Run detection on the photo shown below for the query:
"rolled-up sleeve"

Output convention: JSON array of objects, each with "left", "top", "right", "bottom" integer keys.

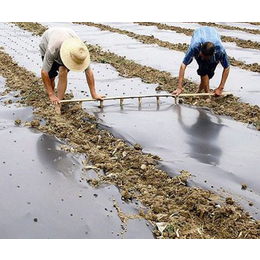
[{"left": 183, "top": 46, "right": 194, "bottom": 66}]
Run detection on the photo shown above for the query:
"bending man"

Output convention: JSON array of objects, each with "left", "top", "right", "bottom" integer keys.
[
  {"left": 39, "top": 27, "right": 103, "bottom": 112},
  {"left": 173, "top": 26, "right": 230, "bottom": 97}
]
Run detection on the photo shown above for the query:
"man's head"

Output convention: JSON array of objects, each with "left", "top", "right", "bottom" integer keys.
[
  {"left": 60, "top": 38, "right": 90, "bottom": 72},
  {"left": 200, "top": 42, "right": 215, "bottom": 60}
]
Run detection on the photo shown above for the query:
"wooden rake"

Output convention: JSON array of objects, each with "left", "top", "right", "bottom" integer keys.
[{"left": 60, "top": 92, "right": 233, "bottom": 109}]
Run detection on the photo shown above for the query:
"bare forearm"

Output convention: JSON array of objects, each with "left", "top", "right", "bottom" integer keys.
[
  {"left": 178, "top": 63, "right": 186, "bottom": 89},
  {"left": 173, "top": 63, "right": 187, "bottom": 96},
  {"left": 41, "top": 70, "right": 54, "bottom": 96},
  {"left": 41, "top": 69, "right": 60, "bottom": 105},
  {"left": 219, "top": 67, "right": 230, "bottom": 89},
  {"left": 85, "top": 67, "right": 97, "bottom": 97},
  {"left": 213, "top": 67, "right": 230, "bottom": 96}
]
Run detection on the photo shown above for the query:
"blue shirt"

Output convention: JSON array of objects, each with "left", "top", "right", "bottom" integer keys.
[{"left": 183, "top": 27, "right": 230, "bottom": 69}]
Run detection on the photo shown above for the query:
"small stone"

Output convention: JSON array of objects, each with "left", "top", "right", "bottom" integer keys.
[
  {"left": 141, "top": 164, "right": 147, "bottom": 171},
  {"left": 14, "top": 119, "right": 22, "bottom": 126},
  {"left": 121, "top": 190, "right": 131, "bottom": 200},
  {"left": 241, "top": 183, "right": 247, "bottom": 190},
  {"left": 226, "top": 197, "right": 234, "bottom": 205},
  {"left": 30, "top": 119, "right": 40, "bottom": 128},
  {"left": 134, "top": 143, "right": 142, "bottom": 150}
]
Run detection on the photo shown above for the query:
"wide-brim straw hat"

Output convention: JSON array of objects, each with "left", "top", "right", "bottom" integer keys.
[{"left": 60, "top": 38, "right": 90, "bottom": 72}]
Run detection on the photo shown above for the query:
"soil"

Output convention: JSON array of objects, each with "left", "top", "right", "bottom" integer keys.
[
  {"left": 11, "top": 22, "right": 46, "bottom": 36},
  {"left": 2, "top": 22, "right": 260, "bottom": 238},
  {"left": 249, "top": 22, "right": 260, "bottom": 26}
]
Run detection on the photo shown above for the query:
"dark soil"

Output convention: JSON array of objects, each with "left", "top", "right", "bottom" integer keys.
[
  {"left": 2, "top": 22, "right": 260, "bottom": 239},
  {"left": 249, "top": 22, "right": 260, "bottom": 26},
  {"left": 11, "top": 22, "right": 46, "bottom": 36}
]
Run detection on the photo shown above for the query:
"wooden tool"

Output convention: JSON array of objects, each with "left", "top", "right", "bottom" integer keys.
[{"left": 60, "top": 92, "right": 233, "bottom": 108}]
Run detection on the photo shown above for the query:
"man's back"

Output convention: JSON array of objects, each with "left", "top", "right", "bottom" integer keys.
[
  {"left": 190, "top": 26, "right": 222, "bottom": 48},
  {"left": 39, "top": 27, "right": 79, "bottom": 72},
  {"left": 39, "top": 27, "right": 79, "bottom": 56}
]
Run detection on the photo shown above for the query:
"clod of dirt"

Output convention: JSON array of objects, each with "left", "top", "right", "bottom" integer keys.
[
  {"left": 4, "top": 99, "right": 12, "bottom": 105},
  {"left": 241, "top": 183, "right": 248, "bottom": 190},
  {"left": 87, "top": 179, "right": 99, "bottom": 187},
  {"left": 141, "top": 164, "right": 147, "bottom": 171},
  {"left": 226, "top": 197, "right": 235, "bottom": 205},
  {"left": 134, "top": 143, "right": 142, "bottom": 150},
  {"left": 14, "top": 119, "right": 22, "bottom": 126},
  {"left": 30, "top": 119, "right": 40, "bottom": 128},
  {"left": 24, "top": 121, "right": 31, "bottom": 127},
  {"left": 121, "top": 190, "right": 132, "bottom": 200}
]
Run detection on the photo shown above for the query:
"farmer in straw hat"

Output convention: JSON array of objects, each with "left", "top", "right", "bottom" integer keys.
[
  {"left": 39, "top": 27, "right": 103, "bottom": 112},
  {"left": 173, "top": 26, "right": 230, "bottom": 97}
]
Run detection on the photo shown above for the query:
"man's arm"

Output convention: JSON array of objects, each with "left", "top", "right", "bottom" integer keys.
[
  {"left": 173, "top": 45, "right": 194, "bottom": 96},
  {"left": 41, "top": 69, "right": 60, "bottom": 105},
  {"left": 213, "top": 66, "right": 230, "bottom": 96},
  {"left": 85, "top": 67, "right": 103, "bottom": 100},
  {"left": 173, "top": 63, "right": 187, "bottom": 96},
  {"left": 214, "top": 50, "right": 230, "bottom": 96},
  {"left": 41, "top": 50, "right": 60, "bottom": 105}
]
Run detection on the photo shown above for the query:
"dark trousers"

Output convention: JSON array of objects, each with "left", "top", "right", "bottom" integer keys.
[
  {"left": 41, "top": 56, "right": 66, "bottom": 79},
  {"left": 195, "top": 56, "right": 218, "bottom": 79}
]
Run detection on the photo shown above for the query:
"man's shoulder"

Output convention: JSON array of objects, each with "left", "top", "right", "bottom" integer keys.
[
  {"left": 215, "top": 44, "right": 226, "bottom": 54},
  {"left": 189, "top": 42, "right": 201, "bottom": 54}
]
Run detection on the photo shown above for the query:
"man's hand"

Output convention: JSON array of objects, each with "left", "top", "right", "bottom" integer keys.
[
  {"left": 173, "top": 88, "right": 182, "bottom": 97},
  {"left": 49, "top": 93, "right": 60, "bottom": 105},
  {"left": 213, "top": 87, "right": 223, "bottom": 97},
  {"left": 91, "top": 93, "right": 105, "bottom": 100}
]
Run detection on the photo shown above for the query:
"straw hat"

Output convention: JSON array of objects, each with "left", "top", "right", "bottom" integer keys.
[{"left": 60, "top": 38, "right": 90, "bottom": 72}]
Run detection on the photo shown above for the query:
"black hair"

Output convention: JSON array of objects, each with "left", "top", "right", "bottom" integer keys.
[{"left": 201, "top": 42, "right": 215, "bottom": 56}]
